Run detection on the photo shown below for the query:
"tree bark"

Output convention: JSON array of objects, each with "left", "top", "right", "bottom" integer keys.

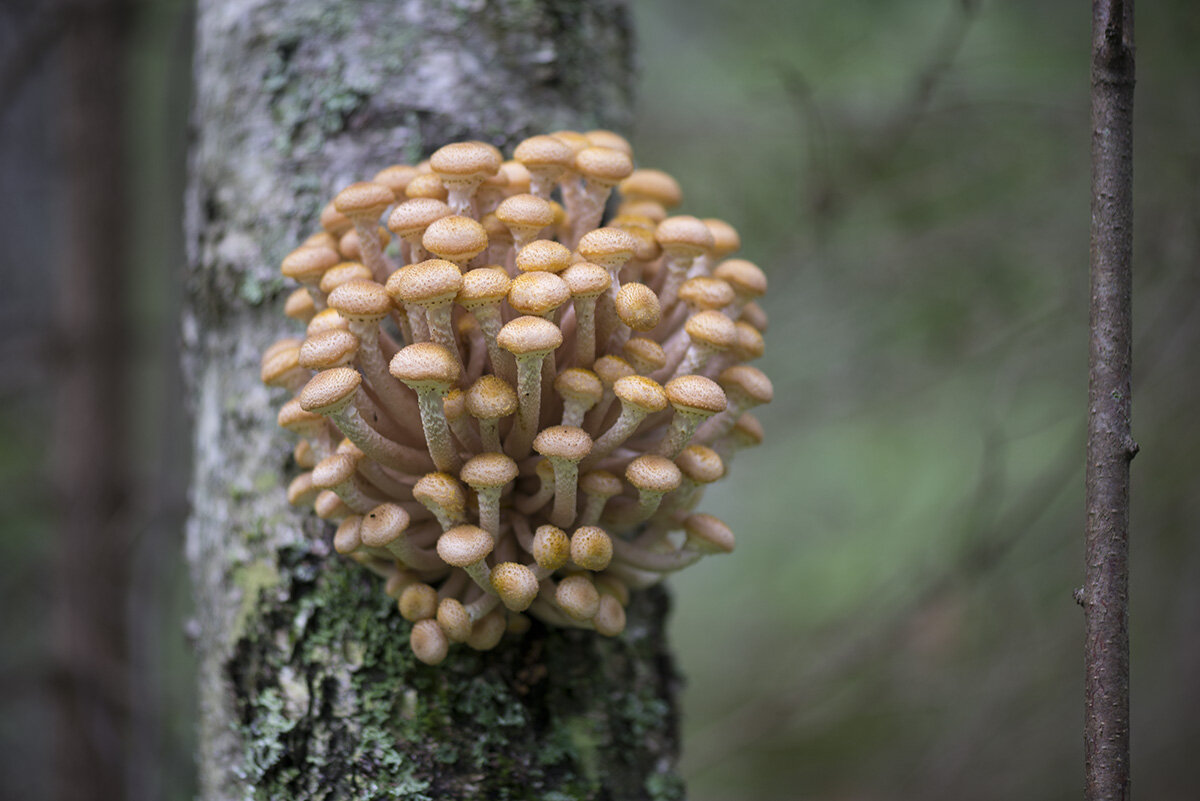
[
  {"left": 184, "top": 2, "right": 684, "bottom": 799},
  {"left": 1084, "top": 2, "right": 1135, "bottom": 800}
]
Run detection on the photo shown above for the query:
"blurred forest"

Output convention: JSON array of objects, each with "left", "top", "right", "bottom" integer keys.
[{"left": 1, "top": 0, "right": 1197, "bottom": 799}]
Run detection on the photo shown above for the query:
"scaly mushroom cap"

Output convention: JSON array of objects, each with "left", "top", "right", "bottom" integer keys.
[
  {"left": 437, "top": 524, "right": 494, "bottom": 567},
  {"left": 268, "top": 132, "right": 770, "bottom": 663}
]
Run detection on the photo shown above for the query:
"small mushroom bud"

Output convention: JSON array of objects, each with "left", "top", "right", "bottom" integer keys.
[
  {"left": 277, "top": 398, "right": 331, "bottom": 455},
  {"left": 261, "top": 340, "right": 310, "bottom": 392},
  {"left": 739, "top": 300, "right": 769, "bottom": 332},
  {"left": 654, "top": 215, "right": 714, "bottom": 310},
  {"left": 585, "top": 129, "right": 632, "bottom": 155},
  {"left": 437, "top": 524, "right": 495, "bottom": 594},
  {"left": 703, "top": 218, "right": 741, "bottom": 260},
  {"left": 490, "top": 562, "right": 539, "bottom": 612},
  {"left": 513, "top": 134, "right": 575, "bottom": 199},
  {"left": 619, "top": 455, "right": 683, "bottom": 525},
  {"left": 410, "top": 618, "right": 449, "bottom": 665},
  {"left": 578, "top": 470, "right": 623, "bottom": 527},
  {"left": 570, "top": 526, "right": 613, "bottom": 572},
  {"left": 373, "top": 164, "right": 420, "bottom": 199},
  {"left": 320, "top": 202, "right": 353, "bottom": 238},
  {"left": 465, "top": 607, "right": 507, "bottom": 651},
  {"left": 713, "top": 258, "right": 767, "bottom": 314},
  {"left": 287, "top": 472, "right": 320, "bottom": 508},
  {"left": 584, "top": 375, "right": 668, "bottom": 466},
  {"left": 554, "top": 368, "right": 603, "bottom": 427},
  {"left": 658, "top": 374, "right": 727, "bottom": 458},
  {"left": 281, "top": 245, "right": 340, "bottom": 310},
  {"left": 333, "top": 182, "right": 395, "bottom": 283},
  {"left": 422, "top": 215, "right": 488, "bottom": 270},
  {"left": 610, "top": 282, "right": 661, "bottom": 351},
  {"left": 284, "top": 287, "right": 316, "bottom": 323},
  {"left": 298, "top": 329, "right": 359, "bottom": 370},
  {"left": 496, "top": 193, "right": 556, "bottom": 251},
  {"left": 515, "top": 239, "right": 572, "bottom": 274},
  {"left": 695, "top": 365, "right": 773, "bottom": 444},
  {"left": 314, "top": 489, "right": 352, "bottom": 521},
  {"left": 555, "top": 573, "right": 600, "bottom": 621},
  {"left": 319, "top": 261, "right": 374, "bottom": 296},
  {"left": 413, "top": 472, "right": 468, "bottom": 531},
  {"left": 593, "top": 595, "right": 627, "bottom": 637},
  {"left": 430, "top": 141, "right": 501, "bottom": 215},
  {"left": 465, "top": 375, "right": 518, "bottom": 453},
  {"left": 460, "top": 453, "right": 518, "bottom": 542},
  {"left": 404, "top": 172, "right": 448, "bottom": 202},
  {"left": 311, "top": 452, "right": 382, "bottom": 514},
  {"left": 398, "top": 582, "right": 438, "bottom": 621},
  {"left": 531, "top": 524, "right": 571, "bottom": 572},
  {"left": 386, "top": 197, "right": 453, "bottom": 264},
  {"left": 623, "top": 337, "right": 667, "bottom": 376},
  {"left": 305, "top": 307, "right": 348, "bottom": 337},
  {"left": 671, "top": 310, "right": 737, "bottom": 378},
  {"left": 714, "top": 412, "right": 765, "bottom": 465},
  {"left": 683, "top": 512, "right": 736, "bottom": 554},
  {"left": 437, "top": 597, "right": 473, "bottom": 642},
  {"left": 332, "top": 515, "right": 363, "bottom": 555},
  {"left": 533, "top": 426, "right": 593, "bottom": 529},
  {"left": 360, "top": 503, "right": 443, "bottom": 571},
  {"left": 618, "top": 169, "right": 683, "bottom": 209},
  {"left": 388, "top": 342, "right": 463, "bottom": 472}
]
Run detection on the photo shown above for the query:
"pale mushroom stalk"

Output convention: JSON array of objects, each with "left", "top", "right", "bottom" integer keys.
[
  {"left": 609, "top": 537, "right": 704, "bottom": 572},
  {"left": 318, "top": 394, "right": 434, "bottom": 474},
  {"left": 534, "top": 427, "right": 592, "bottom": 530},
  {"left": 515, "top": 459, "right": 555, "bottom": 515}
]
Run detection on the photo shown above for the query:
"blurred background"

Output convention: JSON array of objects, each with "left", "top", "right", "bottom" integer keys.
[{"left": 1, "top": 0, "right": 1196, "bottom": 799}]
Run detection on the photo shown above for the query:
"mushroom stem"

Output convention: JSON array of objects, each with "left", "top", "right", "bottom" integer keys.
[
  {"left": 572, "top": 296, "right": 599, "bottom": 369},
  {"left": 347, "top": 319, "right": 423, "bottom": 434},
  {"left": 505, "top": 353, "right": 547, "bottom": 457},
  {"left": 329, "top": 399, "right": 435, "bottom": 473}
]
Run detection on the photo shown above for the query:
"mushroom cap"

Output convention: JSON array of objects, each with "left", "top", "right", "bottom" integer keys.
[
  {"left": 618, "top": 168, "right": 682, "bottom": 208},
  {"left": 577, "top": 227, "right": 637, "bottom": 269},
  {"left": 298, "top": 367, "right": 361, "bottom": 415},
  {"left": 664, "top": 374, "right": 727, "bottom": 415},
  {"left": 311, "top": 452, "right": 360, "bottom": 490},
  {"left": 554, "top": 368, "right": 603, "bottom": 406},
  {"left": 678, "top": 276, "right": 736, "bottom": 311},
  {"left": 684, "top": 310, "right": 737, "bottom": 351},
  {"left": 533, "top": 426, "right": 593, "bottom": 463},
  {"left": 676, "top": 445, "right": 725, "bottom": 483},
  {"left": 499, "top": 160, "right": 532, "bottom": 193},
  {"left": 457, "top": 266, "right": 511, "bottom": 306},
  {"left": 513, "top": 134, "right": 575, "bottom": 170},
  {"left": 593, "top": 595, "right": 627, "bottom": 637},
  {"left": 713, "top": 258, "right": 767, "bottom": 298},
  {"left": 495, "top": 194, "right": 556, "bottom": 233},
  {"left": 359, "top": 503, "right": 411, "bottom": 549},
  {"left": 574, "top": 146, "right": 633, "bottom": 186},
  {"left": 437, "top": 524, "right": 494, "bottom": 567},
  {"left": 592, "top": 355, "right": 635, "bottom": 388},
  {"left": 613, "top": 375, "right": 669, "bottom": 413},
  {"left": 623, "top": 337, "right": 667, "bottom": 374},
  {"left": 422, "top": 215, "right": 488, "bottom": 263},
  {"left": 655, "top": 215, "right": 714, "bottom": 257},
  {"left": 389, "top": 342, "right": 461, "bottom": 388},
  {"left": 459, "top": 452, "right": 519, "bottom": 488},
  {"left": 304, "top": 231, "right": 340, "bottom": 250},
  {"left": 625, "top": 454, "right": 683, "bottom": 494},
  {"left": 338, "top": 227, "right": 391, "bottom": 261},
  {"left": 732, "top": 321, "right": 765, "bottom": 361},
  {"left": 281, "top": 245, "right": 340, "bottom": 283},
  {"left": 466, "top": 608, "right": 507, "bottom": 651},
  {"left": 496, "top": 316, "right": 563, "bottom": 356},
  {"left": 465, "top": 375, "right": 518, "bottom": 419},
  {"left": 490, "top": 562, "right": 539, "bottom": 611},
  {"left": 555, "top": 574, "right": 600, "bottom": 620},
  {"left": 481, "top": 212, "right": 511, "bottom": 244},
  {"left": 314, "top": 490, "right": 349, "bottom": 520},
  {"left": 306, "top": 308, "right": 348, "bottom": 336},
  {"left": 443, "top": 388, "right": 466, "bottom": 421},
  {"left": 284, "top": 288, "right": 316, "bottom": 321},
  {"left": 332, "top": 515, "right": 362, "bottom": 554},
  {"left": 386, "top": 198, "right": 453, "bottom": 238},
  {"left": 508, "top": 271, "right": 570, "bottom": 316},
  {"left": 277, "top": 398, "right": 326, "bottom": 436},
  {"left": 429, "top": 141, "right": 502, "bottom": 188},
  {"left": 532, "top": 524, "right": 571, "bottom": 571},
  {"left": 404, "top": 172, "right": 448, "bottom": 201},
  {"left": 327, "top": 279, "right": 392, "bottom": 322},
  {"left": 731, "top": 412, "right": 765, "bottom": 446},
  {"left": 410, "top": 619, "right": 449, "bottom": 665},
  {"left": 320, "top": 203, "right": 353, "bottom": 236},
  {"left": 579, "top": 470, "right": 622, "bottom": 499},
  {"left": 399, "top": 583, "right": 438, "bottom": 621},
  {"left": 333, "top": 181, "right": 395, "bottom": 218},
  {"left": 299, "top": 329, "right": 359, "bottom": 369},
  {"left": 260, "top": 342, "right": 302, "bottom": 385},
  {"left": 319, "top": 262, "right": 374, "bottom": 295},
  {"left": 515, "top": 239, "right": 572, "bottom": 273},
  {"left": 683, "top": 513, "right": 735, "bottom": 554},
  {"left": 703, "top": 218, "right": 742, "bottom": 258},
  {"left": 614, "top": 283, "right": 662, "bottom": 332},
  {"left": 373, "top": 164, "right": 420, "bottom": 197},
  {"left": 739, "top": 300, "right": 769, "bottom": 332},
  {"left": 413, "top": 472, "right": 467, "bottom": 518},
  {"left": 616, "top": 201, "right": 667, "bottom": 224},
  {"left": 437, "top": 597, "right": 472, "bottom": 642},
  {"left": 570, "top": 526, "right": 613, "bottom": 571},
  {"left": 585, "top": 129, "right": 632, "bottom": 155},
  {"left": 286, "top": 472, "right": 318, "bottom": 507},
  {"left": 561, "top": 262, "right": 611, "bottom": 299},
  {"left": 263, "top": 337, "right": 302, "bottom": 364},
  {"left": 550, "top": 129, "right": 590, "bottom": 156},
  {"left": 387, "top": 259, "right": 464, "bottom": 306},
  {"left": 718, "top": 364, "right": 774, "bottom": 406}
]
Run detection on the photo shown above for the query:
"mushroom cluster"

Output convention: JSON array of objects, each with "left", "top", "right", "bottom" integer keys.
[{"left": 263, "top": 131, "right": 771, "bottom": 665}]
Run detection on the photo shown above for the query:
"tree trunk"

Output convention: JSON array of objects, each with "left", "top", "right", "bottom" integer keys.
[{"left": 183, "top": 2, "right": 685, "bottom": 799}]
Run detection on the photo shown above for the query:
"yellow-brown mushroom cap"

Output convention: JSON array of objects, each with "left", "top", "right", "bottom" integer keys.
[
  {"left": 625, "top": 454, "right": 683, "bottom": 494},
  {"left": 580, "top": 470, "right": 622, "bottom": 499},
  {"left": 713, "top": 258, "right": 767, "bottom": 299},
  {"left": 260, "top": 342, "right": 303, "bottom": 385},
  {"left": 561, "top": 262, "right": 611, "bottom": 298},
  {"left": 570, "top": 526, "right": 613, "bottom": 571},
  {"left": 664, "top": 374, "right": 727, "bottom": 415},
  {"left": 437, "top": 598, "right": 472, "bottom": 642},
  {"left": 281, "top": 245, "right": 340, "bottom": 283},
  {"left": 422, "top": 215, "right": 488, "bottom": 263},
  {"left": 318, "top": 262, "right": 374, "bottom": 295},
  {"left": 683, "top": 513, "right": 735, "bottom": 554},
  {"left": 459, "top": 452, "right": 519, "bottom": 489},
  {"left": 533, "top": 426, "right": 593, "bottom": 463},
  {"left": 550, "top": 130, "right": 590, "bottom": 156},
  {"left": 284, "top": 288, "right": 316, "bottom": 321},
  {"left": 702, "top": 218, "right": 741, "bottom": 258},
  {"left": 508, "top": 272, "right": 570, "bottom": 317},
  {"left": 676, "top": 445, "right": 724, "bottom": 484},
  {"left": 554, "top": 368, "right": 603, "bottom": 407},
  {"left": 389, "top": 342, "right": 461, "bottom": 389},
  {"left": 613, "top": 375, "right": 669, "bottom": 414},
  {"left": 277, "top": 398, "right": 326, "bottom": 436},
  {"left": 618, "top": 169, "right": 683, "bottom": 208},
  {"left": 490, "top": 562, "right": 539, "bottom": 611},
  {"left": 731, "top": 321, "right": 765, "bottom": 361},
  {"left": 311, "top": 452, "right": 360, "bottom": 490},
  {"left": 436, "top": 524, "right": 494, "bottom": 567},
  {"left": 495, "top": 194, "right": 556, "bottom": 234},
  {"left": 593, "top": 355, "right": 636, "bottom": 388},
  {"left": 298, "top": 367, "right": 362, "bottom": 415},
  {"left": 457, "top": 267, "right": 511, "bottom": 307},
  {"left": 465, "top": 375, "right": 518, "bottom": 419},
  {"left": 584, "top": 129, "right": 632, "bottom": 155},
  {"left": 299, "top": 329, "right": 360, "bottom": 369},
  {"left": 655, "top": 215, "right": 714, "bottom": 257},
  {"left": 623, "top": 338, "right": 667, "bottom": 374},
  {"left": 333, "top": 181, "right": 395, "bottom": 218},
  {"left": 496, "top": 316, "right": 563, "bottom": 356},
  {"left": 327, "top": 279, "right": 393, "bottom": 322},
  {"left": 678, "top": 277, "right": 736, "bottom": 311},
  {"left": 532, "top": 525, "right": 571, "bottom": 571},
  {"left": 414, "top": 472, "right": 467, "bottom": 518},
  {"left": 387, "top": 259, "right": 464, "bottom": 306},
  {"left": 373, "top": 164, "right": 420, "bottom": 197},
  {"left": 429, "top": 141, "right": 502, "bottom": 189},
  {"left": 499, "top": 160, "right": 532, "bottom": 193},
  {"left": 399, "top": 583, "right": 438, "bottom": 621},
  {"left": 574, "top": 146, "right": 633, "bottom": 186},
  {"left": 320, "top": 203, "right": 352, "bottom": 237},
  {"left": 410, "top": 619, "right": 448, "bottom": 665},
  {"left": 577, "top": 227, "right": 638, "bottom": 269},
  {"left": 684, "top": 310, "right": 737, "bottom": 351},
  {"left": 513, "top": 135, "right": 575, "bottom": 171},
  {"left": 718, "top": 364, "right": 774, "bottom": 406},
  {"left": 404, "top": 173, "right": 448, "bottom": 201},
  {"left": 515, "top": 239, "right": 572, "bottom": 273},
  {"left": 306, "top": 307, "right": 348, "bottom": 336},
  {"left": 386, "top": 198, "right": 453, "bottom": 238},
  {"left": 731, "top": 413, "right": 765, "bottom": 446},
  {"left": 555, "top": 573, "right": 600, "bottom": 620},
  {"left": 614, "top": 283, "right": 662, "bottom": 332},
  {"left": 359, "top": 503, "right": 411, "bottom": 549},
  {"left": 739, "top": 301, "right": 769, "bottom": 332}
]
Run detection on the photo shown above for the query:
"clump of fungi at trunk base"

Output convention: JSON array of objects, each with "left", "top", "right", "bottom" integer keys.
[{"left": 263, "top": 130, "right": 772, "bottom": 665}]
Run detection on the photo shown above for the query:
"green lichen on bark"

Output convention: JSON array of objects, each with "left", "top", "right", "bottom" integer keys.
[{"left": 230, "top": 542, "right": 682, "bottom": 800}]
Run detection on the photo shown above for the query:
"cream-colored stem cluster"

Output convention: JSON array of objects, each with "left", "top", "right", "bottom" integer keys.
[{"left": 264, "top": 131, "right": 770, "bottom": 665}]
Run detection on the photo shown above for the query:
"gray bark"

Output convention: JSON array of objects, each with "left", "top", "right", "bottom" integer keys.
[{"left": 183, "top": 2, "right": 684, "bottom": 799}]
